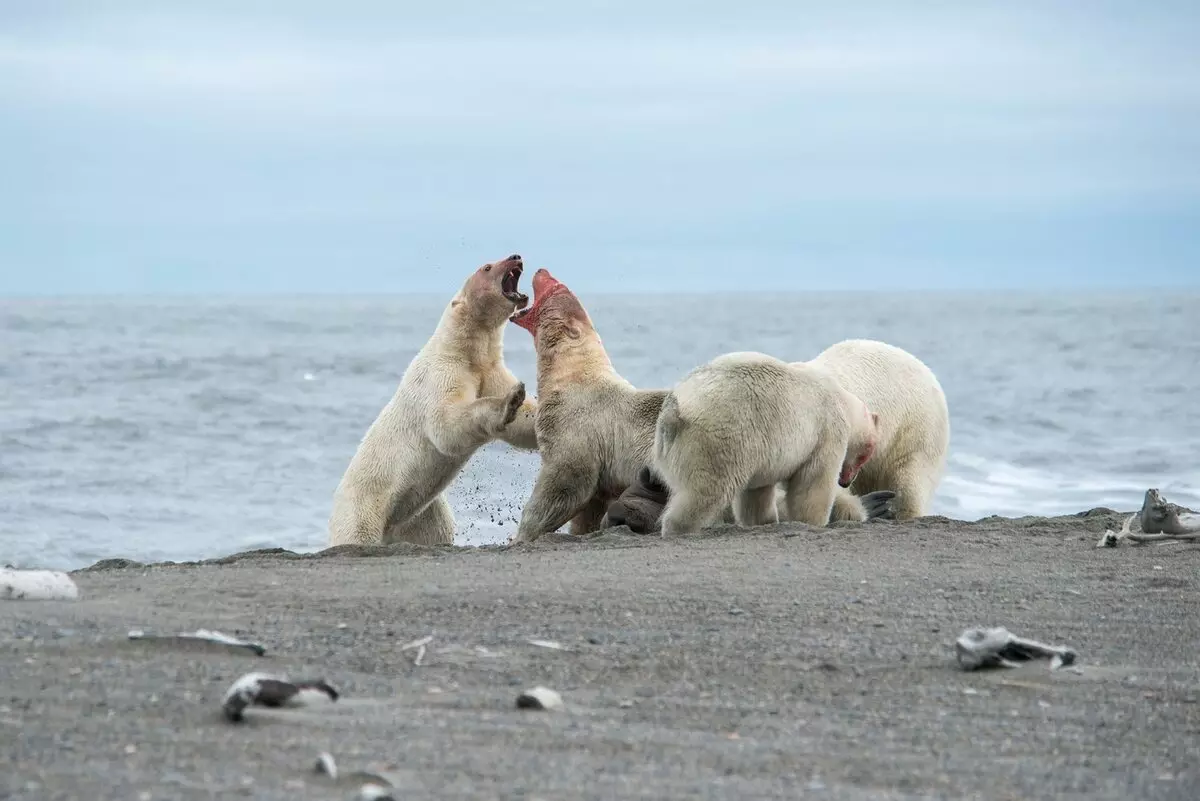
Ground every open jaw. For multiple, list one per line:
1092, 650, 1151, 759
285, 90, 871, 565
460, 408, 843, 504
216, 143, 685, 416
501, 262, 529, 309
509, 268, 565, 329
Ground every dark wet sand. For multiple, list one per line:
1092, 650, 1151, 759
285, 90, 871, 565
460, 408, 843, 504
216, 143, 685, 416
4, 511, 1199, 801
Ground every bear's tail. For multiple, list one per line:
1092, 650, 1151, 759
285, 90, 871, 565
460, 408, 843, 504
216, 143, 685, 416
654, 393, 685, 461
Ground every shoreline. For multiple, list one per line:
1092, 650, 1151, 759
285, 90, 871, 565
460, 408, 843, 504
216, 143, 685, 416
72, 506, 1135, 574
7, 508, 1198, 800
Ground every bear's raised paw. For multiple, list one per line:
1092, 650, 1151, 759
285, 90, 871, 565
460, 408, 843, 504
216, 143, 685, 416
502, 382, 526, 427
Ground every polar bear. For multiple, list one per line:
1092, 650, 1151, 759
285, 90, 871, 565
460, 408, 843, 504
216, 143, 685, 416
803, 339, 949, 521
327, 254, 539, 547
508, 268, 669, 543
652, 352, 881, 535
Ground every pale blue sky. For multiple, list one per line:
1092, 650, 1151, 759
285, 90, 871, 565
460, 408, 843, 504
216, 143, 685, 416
1, 1, 1197, 294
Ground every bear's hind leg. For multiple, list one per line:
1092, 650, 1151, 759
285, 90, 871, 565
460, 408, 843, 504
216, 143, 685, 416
660, 466, 743, 536
384, 493, 455, 545
660, 488, 731, 535
733, 484, 779, 528
514, 461, 600, 543
881, 457, 939, 520
568, 496, 609, 536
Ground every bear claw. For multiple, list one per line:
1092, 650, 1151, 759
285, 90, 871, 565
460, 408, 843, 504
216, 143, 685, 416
502, 383, 526, 426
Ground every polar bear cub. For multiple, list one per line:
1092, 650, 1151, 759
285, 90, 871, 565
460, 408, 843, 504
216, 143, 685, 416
652, 352, 880, 535
328, 254, 538, 547
806, 339, 949, 520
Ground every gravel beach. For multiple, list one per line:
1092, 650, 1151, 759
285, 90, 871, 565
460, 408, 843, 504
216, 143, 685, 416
4, 511, 1199, 801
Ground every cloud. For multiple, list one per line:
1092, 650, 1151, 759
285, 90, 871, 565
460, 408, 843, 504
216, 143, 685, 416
3, 6, 1195, 128
0, 2, 1197, 291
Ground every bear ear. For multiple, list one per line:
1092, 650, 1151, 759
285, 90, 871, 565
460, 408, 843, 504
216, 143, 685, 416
565, 321, 583, 340
871, 412, 880, 427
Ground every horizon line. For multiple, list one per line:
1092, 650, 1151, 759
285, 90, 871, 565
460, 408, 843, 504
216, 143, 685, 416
3, 284, 1199, 301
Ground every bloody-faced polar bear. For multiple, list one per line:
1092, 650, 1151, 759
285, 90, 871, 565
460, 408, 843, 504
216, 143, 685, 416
652, 351, 880, 534
805, 339, 950, 521
327, 254, 538, 547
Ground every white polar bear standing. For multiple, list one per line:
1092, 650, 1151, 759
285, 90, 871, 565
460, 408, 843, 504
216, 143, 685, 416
327, 254, 539, 547
652, 351, 880, 534
803, 339, 949, 521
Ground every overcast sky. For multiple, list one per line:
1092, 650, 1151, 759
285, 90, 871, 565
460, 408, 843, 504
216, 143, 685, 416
1, 1, 1197, 294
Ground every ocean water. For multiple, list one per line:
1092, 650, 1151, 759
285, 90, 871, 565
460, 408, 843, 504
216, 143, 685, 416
2, 292, 1197, 571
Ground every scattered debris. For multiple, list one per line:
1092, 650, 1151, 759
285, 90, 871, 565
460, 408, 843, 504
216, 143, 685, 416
359, 783, 396, 801
221, 672, 339, 723
1140, 488, 1200, 536
1127, 489, 1200, 544
1097, 514, 1132, 548
128, 628, 266, 656
1, 568, 80, 601
308, 751, 398, 798
314, 752, 338, 780
1098, 490, 1200, 547
527, 638, 568, 651
516, 686, 564, 711
955, 627, 1077, 671
400, 634, 433, 666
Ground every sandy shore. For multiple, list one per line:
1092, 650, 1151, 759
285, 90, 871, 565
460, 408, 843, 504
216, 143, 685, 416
4, 510, 1199, 800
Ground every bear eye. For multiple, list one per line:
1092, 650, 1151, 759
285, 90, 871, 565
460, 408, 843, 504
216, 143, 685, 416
484, 264, 492, 272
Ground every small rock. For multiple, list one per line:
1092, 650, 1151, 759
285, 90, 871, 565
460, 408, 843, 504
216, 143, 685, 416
618, 699, 633, 709
314, 751, 338, 779
516, 686, 564, 711
359, 783, 396, 801
124, 744, 138, 754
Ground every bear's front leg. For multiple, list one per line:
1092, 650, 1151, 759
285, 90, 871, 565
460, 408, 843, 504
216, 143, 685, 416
495, 396, 539, 452
427, 383, 526, 457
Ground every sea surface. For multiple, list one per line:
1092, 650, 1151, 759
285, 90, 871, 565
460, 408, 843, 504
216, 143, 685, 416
2, 292, 1197, 571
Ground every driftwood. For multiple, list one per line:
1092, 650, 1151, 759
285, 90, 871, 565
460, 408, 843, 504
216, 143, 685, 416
127, 628, 267, 656
1098, 489, 1200, 547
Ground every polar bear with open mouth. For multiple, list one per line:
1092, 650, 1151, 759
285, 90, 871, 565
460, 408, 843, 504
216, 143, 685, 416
328, 254, 538, 547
